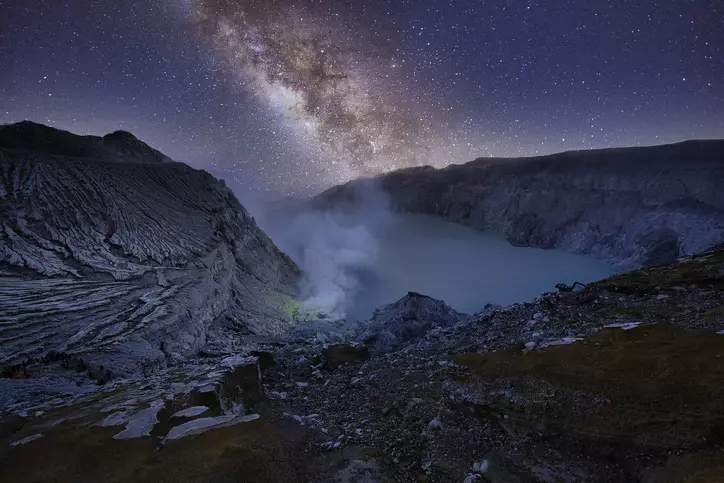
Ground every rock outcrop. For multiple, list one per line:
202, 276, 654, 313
0, 121, 300, 374
357, 292, 468, 352
316, 140, 724, 268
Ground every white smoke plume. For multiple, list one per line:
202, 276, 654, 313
255, 180, 394, 320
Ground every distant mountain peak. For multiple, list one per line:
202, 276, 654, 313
0, 120, 170, 163
103, 129, 139, 141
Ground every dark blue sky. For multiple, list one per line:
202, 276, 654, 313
1, 0, 722, 195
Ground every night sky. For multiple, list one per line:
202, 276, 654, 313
1, 1, 722, 196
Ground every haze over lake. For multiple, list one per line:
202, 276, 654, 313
347, 214, 615, 321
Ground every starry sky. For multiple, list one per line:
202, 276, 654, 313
1, 0, 722, 196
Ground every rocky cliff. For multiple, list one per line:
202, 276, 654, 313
316, 140, 724, 268
0, 122, 300, 374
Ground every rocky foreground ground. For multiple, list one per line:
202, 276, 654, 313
3, 250, 724, 482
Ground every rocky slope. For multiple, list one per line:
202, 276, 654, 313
3, 250, 724, 482
3, 125, 724, 482
316, 140, 724, 269
0, 121, 300, 377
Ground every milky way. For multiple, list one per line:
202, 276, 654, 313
189, 0, 433, 177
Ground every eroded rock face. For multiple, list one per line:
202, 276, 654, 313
0, 122, 300, 374
316, 140, 724, 269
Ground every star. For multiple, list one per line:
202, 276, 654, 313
0, 0, 721, 196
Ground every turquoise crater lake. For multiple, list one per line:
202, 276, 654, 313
348, 214, 615, 321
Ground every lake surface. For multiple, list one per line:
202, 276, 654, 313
347, 214, 615, 321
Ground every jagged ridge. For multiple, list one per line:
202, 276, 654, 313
0, 121, 170, 163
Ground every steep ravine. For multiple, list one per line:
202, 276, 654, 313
0, 122, 300, 374
316, 140, 724, 269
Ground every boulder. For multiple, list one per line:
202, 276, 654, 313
189, 356, 265, 414
322, 344, 370, 368
357, 292, 468, 352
